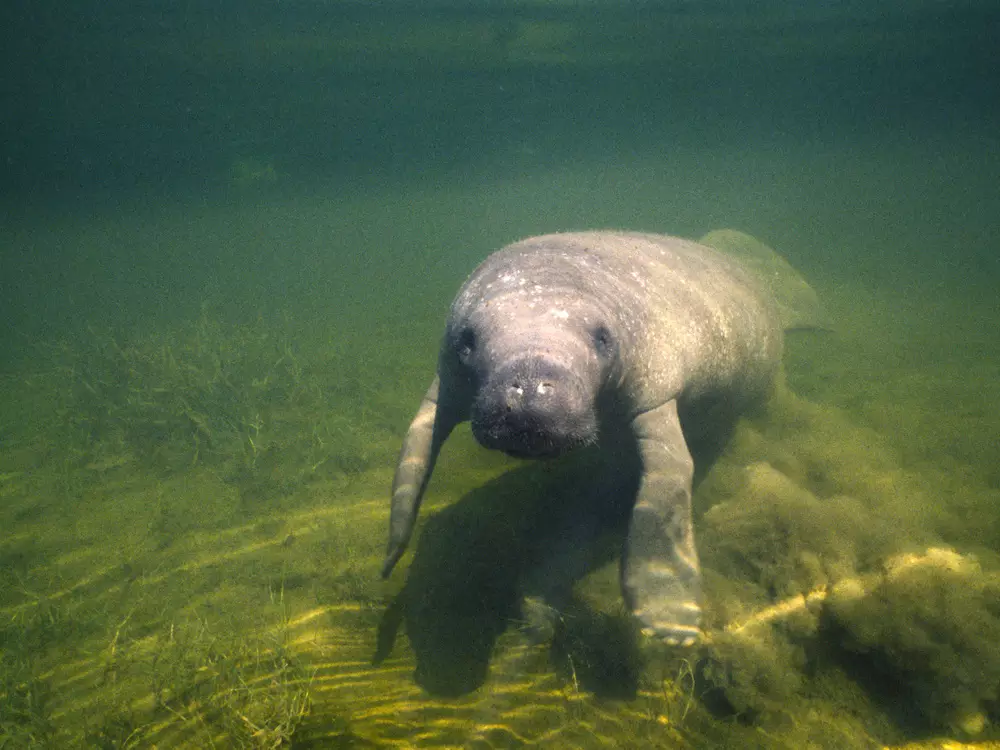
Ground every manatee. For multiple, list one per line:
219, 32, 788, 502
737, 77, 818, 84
381, 229, 821, 646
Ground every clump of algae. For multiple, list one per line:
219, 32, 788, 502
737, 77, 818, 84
823, 547, 1000, 735
701, 461, 879, 600
687, 550, 1000, 744
695, 626, 805, 724
686, 381, 1000, 741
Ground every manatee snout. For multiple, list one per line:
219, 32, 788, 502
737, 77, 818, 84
471, 356, 597, 458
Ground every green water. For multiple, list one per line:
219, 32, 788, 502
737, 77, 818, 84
2, 3, 999, 748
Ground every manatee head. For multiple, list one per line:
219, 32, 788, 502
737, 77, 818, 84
443, 294, 621, 459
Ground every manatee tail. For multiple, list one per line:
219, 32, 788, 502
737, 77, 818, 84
699, 229, 829, 332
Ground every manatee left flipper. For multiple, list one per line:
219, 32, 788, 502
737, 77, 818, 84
622, 399, 703, 646
381, 377, 460, 578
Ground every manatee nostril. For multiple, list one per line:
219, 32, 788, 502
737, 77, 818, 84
505, 382, 525, 410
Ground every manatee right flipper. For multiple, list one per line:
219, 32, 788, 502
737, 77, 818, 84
621, 399, 703, 646
381, 377, 460, 578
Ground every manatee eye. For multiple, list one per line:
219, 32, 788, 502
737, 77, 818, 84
456, 328, 476, 364
592, 325, 614, 358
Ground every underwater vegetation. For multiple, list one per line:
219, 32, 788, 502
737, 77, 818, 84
825, 547, 1000, 734
1, 297, 998, 748
25, 313, 401, 483
0, 315, 400, 747
0, 579, 314, 748
691, 383, 1000, 738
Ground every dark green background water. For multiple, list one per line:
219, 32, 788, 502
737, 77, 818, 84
3, 1, 998, 353
2, 2, 1000, 748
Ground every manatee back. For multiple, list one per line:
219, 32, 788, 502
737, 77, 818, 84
485, 231, 784, 413
698, 229, 828, 331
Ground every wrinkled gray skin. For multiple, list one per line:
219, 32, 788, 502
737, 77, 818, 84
381, 231, 784, 646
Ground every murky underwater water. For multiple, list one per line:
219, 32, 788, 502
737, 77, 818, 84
2, 4, 999, 748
